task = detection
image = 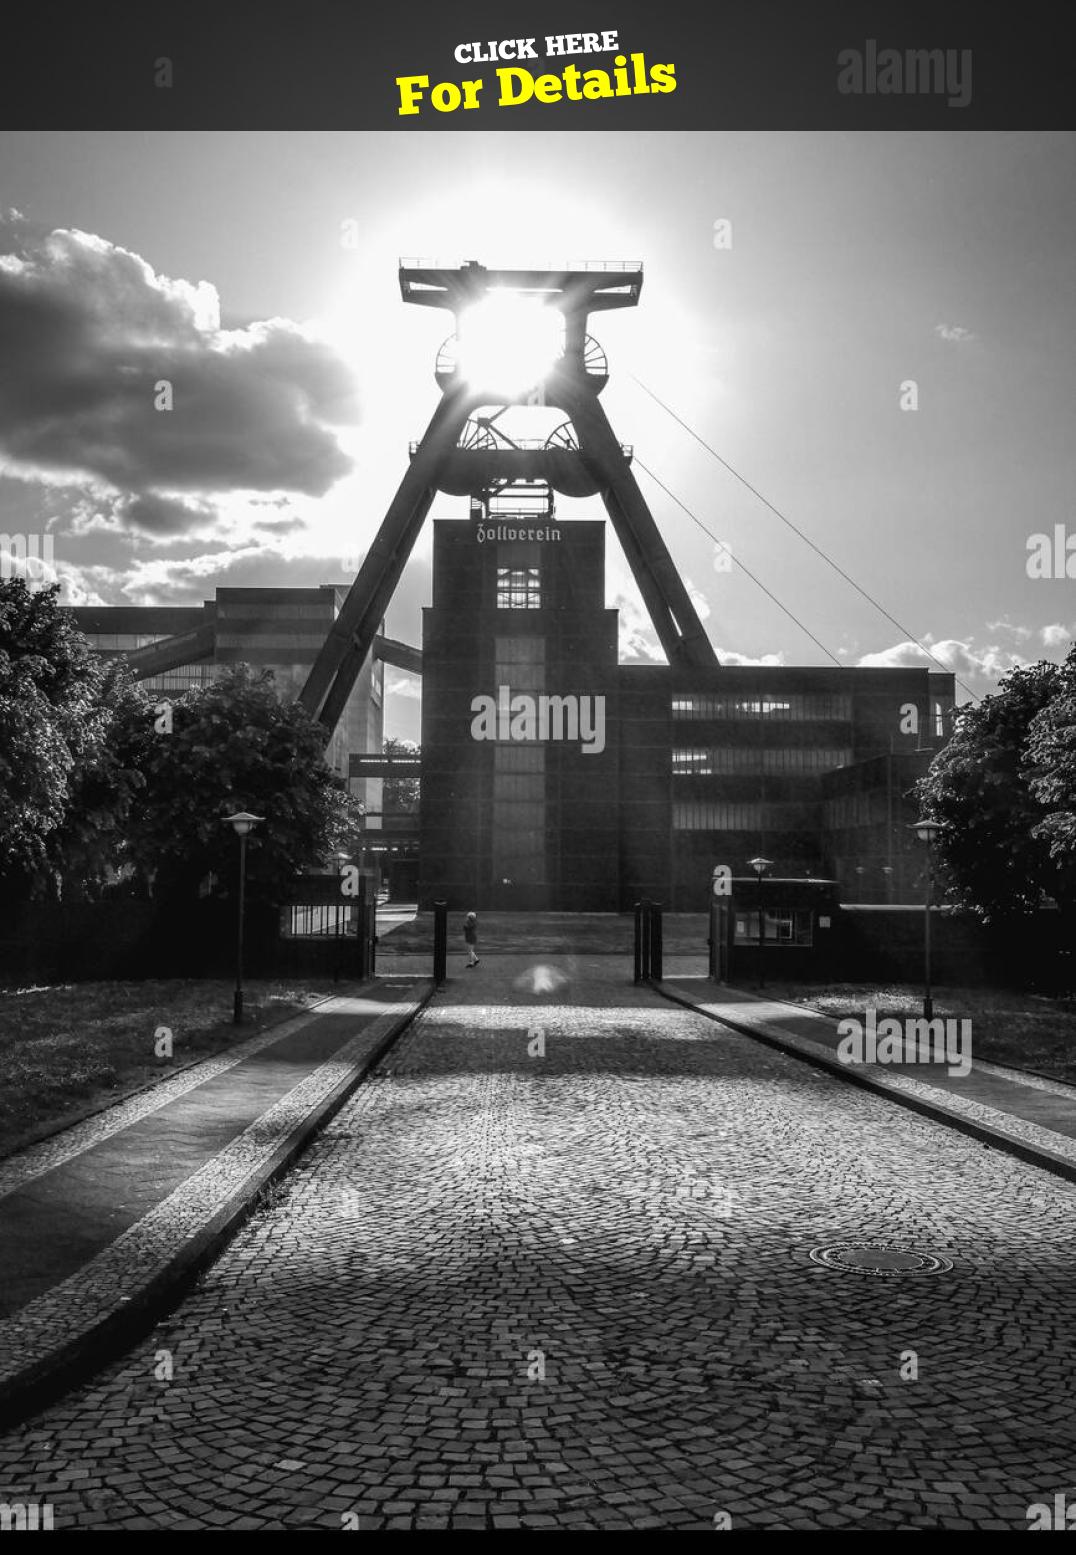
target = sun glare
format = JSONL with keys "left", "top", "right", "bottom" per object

{"left": 456, "top": 292, "right": 564, "bottom": 397}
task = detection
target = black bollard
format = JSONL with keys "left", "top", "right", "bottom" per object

{"left": 651, "top": 901, "right": 663, "bottom": 982}
{"left": 433, "top": 900, "right": 448, "bottom": 985}
{"left": 633, "top": 901, "right": 643, "bottom": 984}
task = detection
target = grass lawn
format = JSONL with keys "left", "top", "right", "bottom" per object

{"left": 753, "top": 981, "right": 1076, "bottom": 1085}
{"left": 0, "top": 978, "right": 345, "bottom": 1155}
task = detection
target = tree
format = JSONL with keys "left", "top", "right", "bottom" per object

{"left": 382, "top": 736, "right": 420, "bottom": 816}
{"left": 122, "top": 663, "right": 359, "bottom": 903}
{"left": 914, "top": 659, "right": 1066, "bottom": 921}
{"left": 0, "top": 579, "right": 121, "bottom": 896}
{"left": 1024, "top": 641, "right": 1076, "bottom": 912}
{"left": 49, "top": 658, "right": 154, "bottom": 898}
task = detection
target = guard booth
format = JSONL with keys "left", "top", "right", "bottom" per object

{"left": 709, "top": 870, "right": 841, "bottom": 984}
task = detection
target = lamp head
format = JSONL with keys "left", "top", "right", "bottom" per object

{"left": 222, "top": 810, "right": 264, "bottom": 838}
{"left": 909, "top": 817, "right": 945, "bottom": 844}
{"left": 748, "top": 856, "right": 773, "bottom": 877}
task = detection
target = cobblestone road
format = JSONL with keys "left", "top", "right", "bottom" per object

{"left": 2, "top": 956, "right": 1075, "bottom": 1530}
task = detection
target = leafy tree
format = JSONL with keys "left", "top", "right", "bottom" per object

{"left": 49, "top": 659, "right": 154, "bottom": 899}
{"left": 122, "top": 663, "right": 359, "bottom": 903}
{"left": 914, "top": 659, "right": 1066, "bottom": 920}
{"left": 0, "top": 579, "right": 118, "bottom": 895}
{"left": 1024, "top": 640, "right": 1076, "bottom": 911}
{"left": 382, "top": 736, "right": 420, "bottom": 816}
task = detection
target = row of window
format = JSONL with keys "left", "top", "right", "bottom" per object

{"left": 671, "top": 694, "right": 853, "bottom": 721}
{"left": 673, "top": 802, "right": 816, "bottom": 830}
{"left": 215, "top": 632, "right": 328, "bottom": 649}
{"left": 88, "top": 633, "right": 170, "bottom": 650}
{"left": 217, "top": 603, "right": 332, "bottom": 620}
{"left": 672, "top": 747, "right": 853, "bottom": 775}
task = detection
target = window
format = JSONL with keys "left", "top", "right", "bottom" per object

{"left": 673, "top": 747, "right": 854, "bottom": 775}
{"left": 673, "top": 802, "right": 763, "bottom": 830}
{"left": 673, "top": 801, "right": 819, "bottom": 830}
{"left": 671, "top": 693, "right": 853, "bottom": 721}
{"left": 734, "top": 910, "right": 813, "bottom": 946}
{"left": 496, "top": 567, "right": 541, "bottom": 609}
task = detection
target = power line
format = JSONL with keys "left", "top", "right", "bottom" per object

{"left": 634, "top": 457, "right": 844, "bottom": 668}
{"left": 630, "top": 373, "right": 979, "bottom": 702}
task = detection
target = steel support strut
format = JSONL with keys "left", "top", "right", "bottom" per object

{"left": 563, "top": 386, "right": 718, "bottom": 672}
{"left": 298, "top": 382, "right": 476, "bottom": 732}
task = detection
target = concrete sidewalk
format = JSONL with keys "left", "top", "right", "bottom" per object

{"left": 656, "top": 976, "right": 1076, "bottom": 1188}
{"left": 0, "top": 974, "right": 432, "bottom": 1430}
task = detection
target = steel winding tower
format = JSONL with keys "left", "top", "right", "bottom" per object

{"left": 298, "top": 259, "right": 718, "bottom": 734}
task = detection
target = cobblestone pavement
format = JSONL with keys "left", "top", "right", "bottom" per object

{"left": 1, "top": 955, "right": 1074, "bottom": 1531}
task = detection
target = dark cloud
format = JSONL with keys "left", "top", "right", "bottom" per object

{"left": 118, "top": 493, "right": 218, "bottom": 536}
{"left": 0, "top": 224, "right": 357, "bottom": 500}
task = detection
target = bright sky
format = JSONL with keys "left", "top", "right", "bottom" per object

{"left": 1, "top": 129, "right": 1074, "bottom": 742}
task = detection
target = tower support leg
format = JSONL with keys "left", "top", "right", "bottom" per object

{"left": 564, "top": 388, "right": 719, "bottom": 672}
{"left": 299, "top": 383, "right": 477, "bottom": 734}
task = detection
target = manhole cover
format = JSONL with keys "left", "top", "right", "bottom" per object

{"left": 809, "top": 1243, "right": 953, "bottom": 1277}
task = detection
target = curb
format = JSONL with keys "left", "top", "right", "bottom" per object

{"left": 652, "top": 980, "right": 1076, "bottom": 1190}
{"left": 0, "top": 978, "right": 435, "bottom": 1435}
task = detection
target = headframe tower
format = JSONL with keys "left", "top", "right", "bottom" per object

{"left": 298, "top": 258, "right": 718, "bottom": 733}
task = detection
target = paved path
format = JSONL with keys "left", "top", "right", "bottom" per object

{"left": 0, "top": 976, "right": 431, "bottom": 1427}
{"left": 1, "top": 955, "right": 1074, "bottom": 1530}
{"left": 658, "top": 972, "right": 1076, "bottom": 1180}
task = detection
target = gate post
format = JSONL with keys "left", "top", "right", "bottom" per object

{"left": 650, "top": 901, "right": 663, "bottom": 982}
{"left": 640, "top": 896, "right": 652, "bottom": 982}
{"left": 433, "top": 900, "right": 448, "bottom": 985}
{"left": 633, "top": 900, "right": 643, "bottom": 984}
{"left": 708, "top": 900, "right": 721, "bottom": 981}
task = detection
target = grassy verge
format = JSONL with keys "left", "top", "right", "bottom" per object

{"left": 0, "top": 978, "right": 345, "bottom": 1154}
{"left": 750, "top": 981, "right": 1076, "bottom": 1084}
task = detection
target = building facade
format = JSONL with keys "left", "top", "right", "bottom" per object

{"left": 419, "top": 515, "right": 955, "bottom": 912}
{"left": 69, "top": 585, "right": 384, "bottom": 795}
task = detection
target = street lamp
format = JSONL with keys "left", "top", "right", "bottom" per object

{"left": 908, "top": 817, "right": 945, "bottom": 1019}
{"left": 748, "top": 857, "right": 773, "bottom": 991}
{"left": 222, "top": 811, "right": 263, "bottom": 1025}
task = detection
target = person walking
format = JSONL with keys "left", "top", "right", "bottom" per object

{"left": 463, "top": 911, "right": 479, "bottom": 967}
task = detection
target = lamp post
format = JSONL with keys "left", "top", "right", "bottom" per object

{"left": 908, "top": 818, "right": 945, "bottom": 1019}
{"left": 748, "top": 857, "right": 773, "bottom": 991}
{"left": 222, "top": 811, "right": 263, "bottom": 1025}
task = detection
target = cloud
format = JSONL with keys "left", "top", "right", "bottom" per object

{"left": 714, "top": 648, "right": 786, "bottom": 667}
{"left": 385, "top": 673, "right": 422, "bottom": 700}
{"left": 684, "top": 577, "right": 712, "bottom": 622}
{"left": 934, "top": 323, "right": 976, "bottom": 343}
{"left": 986, "top": 618, "right": 1032, "bottom": 641}
{"left": 0, "top": 223, "right": 358, "bottom": 515}
{"left": 1041, "top": 623, "right": 1072, "bottom": 651}
{"left": 614, "top": 591, "right": 667, "bottom": 664}
{"left": 855, "top": 632, "right": 1075, "bottom": 698}
{"left": 0, "top": 532, "right": 107, "bottom": 605}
